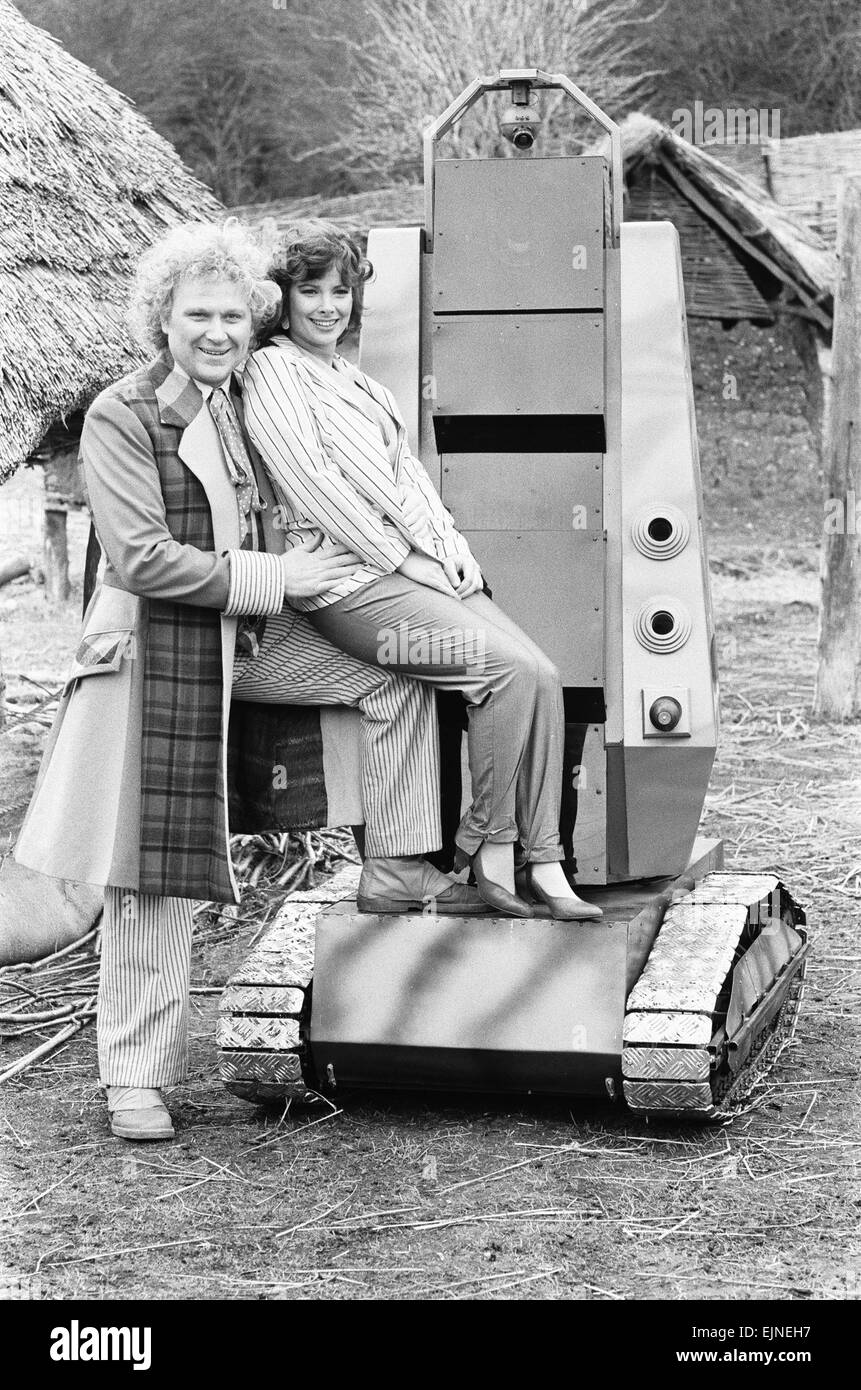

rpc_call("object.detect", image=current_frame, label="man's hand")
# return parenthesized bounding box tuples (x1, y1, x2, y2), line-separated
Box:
(280, 533, 363, 599)
(397, 550, 460, 598)
(442, 553, 483, 598)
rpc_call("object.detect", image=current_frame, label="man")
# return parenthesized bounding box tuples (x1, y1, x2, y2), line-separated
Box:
(15, 221, 478, 1143)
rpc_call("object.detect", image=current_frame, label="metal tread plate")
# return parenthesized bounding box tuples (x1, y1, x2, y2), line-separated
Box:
(218, 864, 360, 1101)
(622, 872, 807, 1121)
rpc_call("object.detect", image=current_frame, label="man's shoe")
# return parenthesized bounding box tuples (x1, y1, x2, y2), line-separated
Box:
(357, 858, 488, 915)
(106, 1086, 175, 1142)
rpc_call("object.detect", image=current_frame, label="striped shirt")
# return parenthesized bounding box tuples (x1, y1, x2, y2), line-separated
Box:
(241, 334, 472, 612)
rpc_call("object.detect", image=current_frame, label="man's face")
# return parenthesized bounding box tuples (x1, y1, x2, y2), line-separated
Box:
(161, 275, 253, 386)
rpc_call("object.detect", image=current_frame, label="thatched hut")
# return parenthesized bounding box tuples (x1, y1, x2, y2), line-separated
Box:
(615, 114, 837, 545)
(0, 0, 223, 485)
(618, 113, 834, 329)
(713, 128, 861, 250)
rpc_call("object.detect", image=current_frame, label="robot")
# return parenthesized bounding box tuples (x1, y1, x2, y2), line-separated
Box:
(218, 71, 808, 1120)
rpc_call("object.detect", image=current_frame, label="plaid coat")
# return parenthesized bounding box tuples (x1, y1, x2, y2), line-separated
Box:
(14, 353, 365, 904)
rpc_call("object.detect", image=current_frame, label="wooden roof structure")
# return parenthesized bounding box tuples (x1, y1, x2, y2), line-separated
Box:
(616, 114, 835, 332)
(0, 0, 223, 482)
(712, 129, 861, 250)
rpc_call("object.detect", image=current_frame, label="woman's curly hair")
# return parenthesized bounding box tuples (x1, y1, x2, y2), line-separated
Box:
(259, 217, 374, 346)
(130, 219, 280, 353)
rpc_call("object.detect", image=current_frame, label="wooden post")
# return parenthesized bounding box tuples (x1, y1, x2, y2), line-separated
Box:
(43, 503, 70, 603)
(814, 176, 861, 719)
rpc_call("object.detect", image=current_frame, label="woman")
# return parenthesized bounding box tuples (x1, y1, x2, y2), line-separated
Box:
(15, 220, 481, 1144)
(242, 219, 602, 921)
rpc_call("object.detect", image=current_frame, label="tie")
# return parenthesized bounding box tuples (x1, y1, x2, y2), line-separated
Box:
(209, 387, 268, 659)
(209, 387, 266, 544)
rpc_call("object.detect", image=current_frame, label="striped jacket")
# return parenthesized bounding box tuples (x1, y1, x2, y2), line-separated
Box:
(241, 334, 473, 612)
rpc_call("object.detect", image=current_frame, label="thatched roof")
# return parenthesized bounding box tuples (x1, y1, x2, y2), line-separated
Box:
(712, 129, 861, 250)
(0, 0, 223, 482)
(232, 185, 425, 243)
(617, 114, 835, 330)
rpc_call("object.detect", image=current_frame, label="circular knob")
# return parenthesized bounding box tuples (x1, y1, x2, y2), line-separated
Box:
(649, 696, 683, 732)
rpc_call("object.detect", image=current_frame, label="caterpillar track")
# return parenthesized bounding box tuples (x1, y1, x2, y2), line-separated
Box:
(218, 867, 808, 1122)
(622, 872, 808, 1121)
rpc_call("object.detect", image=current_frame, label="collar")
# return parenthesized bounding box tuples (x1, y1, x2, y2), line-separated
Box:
(151, 351, 237, 428)
(264, 333, 399, 420)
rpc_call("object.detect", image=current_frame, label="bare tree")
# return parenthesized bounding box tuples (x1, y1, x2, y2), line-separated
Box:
(637, 0, 861, 136)
(291, 0, 660, 186)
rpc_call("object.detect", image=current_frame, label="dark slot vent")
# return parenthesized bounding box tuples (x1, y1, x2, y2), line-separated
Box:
(563, 687, 607, 723)
(433, 414, 606, 454)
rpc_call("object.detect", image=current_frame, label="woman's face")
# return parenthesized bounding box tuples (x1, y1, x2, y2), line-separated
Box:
(285, 262, 353, 362)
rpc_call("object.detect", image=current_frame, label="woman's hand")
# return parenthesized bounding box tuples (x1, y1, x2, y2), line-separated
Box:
(442, 553, 483, 598)
(397, 550, 460, 598)
(280, 533, 363, 599)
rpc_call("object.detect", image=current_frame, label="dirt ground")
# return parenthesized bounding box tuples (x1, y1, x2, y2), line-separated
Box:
(0, 467, 859, 1302)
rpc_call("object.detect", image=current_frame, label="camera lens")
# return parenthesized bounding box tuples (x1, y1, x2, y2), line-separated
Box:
(512, 128, 534, 149)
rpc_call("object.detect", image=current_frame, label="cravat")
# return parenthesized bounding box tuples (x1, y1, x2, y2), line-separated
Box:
(209, 387, 266, 544)
(209, 387, 268, 658)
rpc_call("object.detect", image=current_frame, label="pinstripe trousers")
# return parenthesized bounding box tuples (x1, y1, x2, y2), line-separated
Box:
(98, 608, 442, 1086)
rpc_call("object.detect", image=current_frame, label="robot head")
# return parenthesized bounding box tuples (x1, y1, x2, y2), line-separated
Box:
(499, 80, 542, 151)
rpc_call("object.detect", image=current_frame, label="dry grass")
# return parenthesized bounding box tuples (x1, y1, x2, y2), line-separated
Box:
(1, 548, 859, 1301)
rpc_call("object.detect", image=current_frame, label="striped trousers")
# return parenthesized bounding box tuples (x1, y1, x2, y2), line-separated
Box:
(99, 609, 441, 1087)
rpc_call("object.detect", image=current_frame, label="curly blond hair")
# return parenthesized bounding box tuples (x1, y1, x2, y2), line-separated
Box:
(130, 219, 280, 352)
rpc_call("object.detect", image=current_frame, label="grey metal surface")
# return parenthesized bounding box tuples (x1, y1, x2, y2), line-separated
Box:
(310, 912, 627, 1096)
(220, 1051, 304, 1085)
(621, 1046, 710, 1082)
(432, 314, 605, 417)
(623, 1080, 714, 1112)
(440, 453, 603, 530)
(215, 1016, 300, 1050)
(459, 529, 604, 687)
(433, 157, 606, 312)
(623, 745, 717, 879)
(623, 1011, 713, 1046)
(625, 902, 748, 1014)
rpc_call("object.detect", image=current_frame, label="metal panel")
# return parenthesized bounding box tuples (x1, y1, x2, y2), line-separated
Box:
(623, 1080, 714, 1112)
(567, 721, 606, 884)
(461, 529, 603, 686)
(433, 157, 606, 312)
(441, 453, 602, 530)
(623, 745, 716, 879)
(432, 314, 604, 416)
(219, 1051, 304, 1084)
(621, 1046, 710, 1082)
(361, 227, 422, 447)
(310, 912, 627, 1096)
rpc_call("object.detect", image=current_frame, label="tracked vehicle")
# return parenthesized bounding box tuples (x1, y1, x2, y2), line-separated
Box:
(219, 71, 809, 1121)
